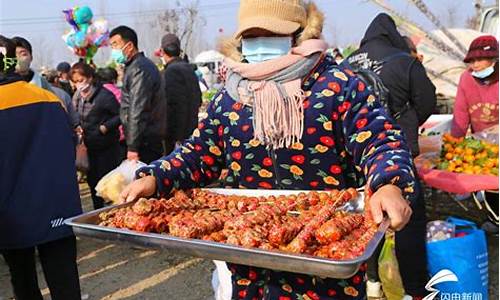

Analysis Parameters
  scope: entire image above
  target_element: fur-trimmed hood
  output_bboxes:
[218,2,325,61]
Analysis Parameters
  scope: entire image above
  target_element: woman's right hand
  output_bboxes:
[119,176,157,203]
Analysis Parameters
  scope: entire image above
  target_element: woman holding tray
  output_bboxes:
[120,1,417,299]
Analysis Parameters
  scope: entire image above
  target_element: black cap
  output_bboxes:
[11,36,32,55]
[161,33,180,51]
[57,62,71,73]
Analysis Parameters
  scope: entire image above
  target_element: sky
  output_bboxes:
[0,0,496,68]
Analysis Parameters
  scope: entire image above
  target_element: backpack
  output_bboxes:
[344,52,415,120]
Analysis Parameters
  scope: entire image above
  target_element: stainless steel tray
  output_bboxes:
[66,188,389,278]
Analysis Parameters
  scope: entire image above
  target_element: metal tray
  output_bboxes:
[66,188,389,278]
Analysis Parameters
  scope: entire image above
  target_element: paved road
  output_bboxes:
[0,185,216,300]
[1,185,498,299]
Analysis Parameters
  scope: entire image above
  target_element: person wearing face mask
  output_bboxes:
[56,61,75,97]
[71,62,121,210]
[11,36,52,91]
[157,33,202,155]
[120,1,419,299]
[0,35,82,300]
[109,26,166,164]
[451,35,499,234]
[451,35,499,138]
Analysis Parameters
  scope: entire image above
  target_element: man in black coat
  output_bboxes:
[110,26,166,164]
[158,33,202,155]
[346,13,436,298]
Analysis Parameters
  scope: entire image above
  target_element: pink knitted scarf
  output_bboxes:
[224,39,328,149]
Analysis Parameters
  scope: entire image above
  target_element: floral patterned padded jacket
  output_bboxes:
[138,55,418,201]
[137,55,418,299]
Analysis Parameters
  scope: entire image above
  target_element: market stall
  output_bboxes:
[416,120,499,217]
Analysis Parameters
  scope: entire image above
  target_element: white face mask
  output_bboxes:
[242,36,292,63]
[471,65,495,79]
[160,57,167,65]
[15,56,31,73]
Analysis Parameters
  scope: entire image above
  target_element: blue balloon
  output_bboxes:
[74,31,86,48]
[74,6,93,27]
[65,33,76,48]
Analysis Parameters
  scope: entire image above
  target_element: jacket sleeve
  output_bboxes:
[136,92,226,197]
[164,66,188,141]
[340,74,418,203]
[60,91,79,128]
[102,92,121,131]
[125,67,155,151]
[409,61,437,125]
[451,74,470,137]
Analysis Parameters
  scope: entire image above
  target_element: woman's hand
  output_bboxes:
[119,176,157,203]
[369,184,412,231]
[99,124,108,134]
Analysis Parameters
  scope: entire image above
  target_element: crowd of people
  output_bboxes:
[0,0,498,299]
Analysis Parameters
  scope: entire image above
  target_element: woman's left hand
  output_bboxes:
[99,125,108,134]
[369,184,412,231]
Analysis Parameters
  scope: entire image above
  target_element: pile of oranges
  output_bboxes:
[438,133,499,176]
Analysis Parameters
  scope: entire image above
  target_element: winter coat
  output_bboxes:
[103,83,125,142]
[0,78,82,249]
[346,13,437,156]
[121,52,166,152]
[451,69,499,137]
[26,70,52,91]
[163,58,202,143]
[136,54,418,298]
[51,85,79,128]
[138,55,417,200]
[74,84,121,151]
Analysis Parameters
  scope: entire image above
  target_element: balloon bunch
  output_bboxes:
[62,6,109,63]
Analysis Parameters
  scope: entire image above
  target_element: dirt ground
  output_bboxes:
[0,185,498,300]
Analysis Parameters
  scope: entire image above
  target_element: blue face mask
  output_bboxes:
[242,36,292,63]
[472,65,495,79]
[111,45,128,64]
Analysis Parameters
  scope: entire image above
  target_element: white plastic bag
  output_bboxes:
[95,160,147,204]
[212,260,233,300]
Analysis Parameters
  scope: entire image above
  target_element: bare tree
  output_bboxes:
[409,0,468,55]
[466,0,484,29]
[443,2,459,28]
[156,0,207,58]
[32,36,54,70]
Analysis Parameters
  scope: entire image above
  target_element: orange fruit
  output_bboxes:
[465,148,474,156]
[464,155,475,163]
[454,147,464,154]
[485,160,495,169]
[492,146,499,155]
[445,153,454,160]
